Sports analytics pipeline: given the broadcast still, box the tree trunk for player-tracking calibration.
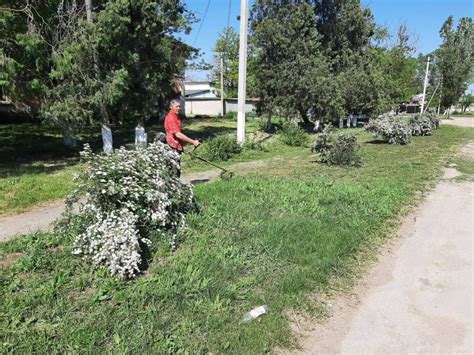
[297,104,310,124]
[100,104,113,154]
[101,124,113,154]
[62,124,77,148]
[264,112,272,131]
[85,0,93,23]
[135,124,147,147]
[313,119,321,132]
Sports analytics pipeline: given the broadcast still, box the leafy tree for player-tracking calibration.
[313,0,376,64]
[249,0,408,123]
[0,0,63,115]
[1,1,195,148]
[459,93,474,112]
[338,50,391,116]
[44,1,194,127]
[211,26,239,98]
[250,0,341,124]
[384,24,419,103]
[438,16,474,113]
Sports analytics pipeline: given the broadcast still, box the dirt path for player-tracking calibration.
[297,144,474,353]
[0,158,272,243]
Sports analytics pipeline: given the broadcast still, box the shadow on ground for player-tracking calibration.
[0,118,236,178]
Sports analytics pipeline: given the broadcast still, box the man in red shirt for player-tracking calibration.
[164,99,200,176]
[164,99,200,152]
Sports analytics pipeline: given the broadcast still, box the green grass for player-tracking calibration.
[1,125,473,353]
[0,118,263,215]
[450,155,474,182]
[452,111,474,117]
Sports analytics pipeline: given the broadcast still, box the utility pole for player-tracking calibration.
[420,56,430,114]
[236,0,248,145]
[220,54,225,116]
[85,0,93,22]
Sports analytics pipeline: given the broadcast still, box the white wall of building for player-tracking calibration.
[224,99,256,114]
[186,99,222,116]
[184,81,212,92]
[187,91,218,99]
[185,98,258,116]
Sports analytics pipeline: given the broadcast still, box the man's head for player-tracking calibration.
[170,99,181,115]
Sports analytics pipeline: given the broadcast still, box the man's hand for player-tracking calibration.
[193,140,201,147]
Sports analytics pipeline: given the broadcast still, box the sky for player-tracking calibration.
[180,0,473,83]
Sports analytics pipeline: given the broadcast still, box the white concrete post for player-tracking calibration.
[220,55,225,116]
[236,0,248,145]
[420,56,430,114]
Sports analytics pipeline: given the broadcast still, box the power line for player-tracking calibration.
[226,0,232,27]
[192,0,211,47]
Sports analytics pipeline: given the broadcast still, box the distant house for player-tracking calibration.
[184,81,218,99]
[399,93,424,114]
[182,80,258,116]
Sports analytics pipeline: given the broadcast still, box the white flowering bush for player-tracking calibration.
[365,115,411,145]
[410,113,440,136]
[410,114,434,136]
[58,142,195,278]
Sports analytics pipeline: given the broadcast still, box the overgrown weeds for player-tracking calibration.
[278,123,309,147]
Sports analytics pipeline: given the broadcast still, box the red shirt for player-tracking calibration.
[164,111,184,152]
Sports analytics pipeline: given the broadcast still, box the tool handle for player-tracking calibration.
[187,151,229,172]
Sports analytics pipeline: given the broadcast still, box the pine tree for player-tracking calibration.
[250,0,338,124]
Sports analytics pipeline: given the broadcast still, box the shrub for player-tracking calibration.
[410,114,434,136]
[200,134,242,161]
[225,111,237,119]
[244,139,265,151]
[258,118,281,133]
[57,143,195,279]
[365,115,411,144]
[425,112,440,129]
[224,111,256,119]
[312,125,362,166]
[278,123,308,147]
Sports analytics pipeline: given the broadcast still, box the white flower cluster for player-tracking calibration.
[61,142,195,278]
[410,113,440,137]
[73,208,146,278]
[365,115,411,145]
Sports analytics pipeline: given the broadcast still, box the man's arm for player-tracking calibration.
[175,132,200,147]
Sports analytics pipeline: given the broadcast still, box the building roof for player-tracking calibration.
[186,89,210,96]
[184,80,213,85]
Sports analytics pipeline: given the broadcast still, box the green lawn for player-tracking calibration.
[1,125,473,353]
[0,118,266,215]
[452,111,474,117]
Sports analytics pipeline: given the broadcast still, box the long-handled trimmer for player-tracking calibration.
[187,147,234,180]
